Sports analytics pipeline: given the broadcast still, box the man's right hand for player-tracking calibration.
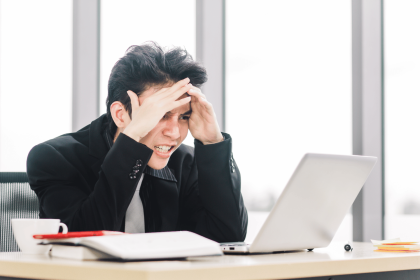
[122,77,192,142]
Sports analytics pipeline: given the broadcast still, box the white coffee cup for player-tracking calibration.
[11,219,68,254]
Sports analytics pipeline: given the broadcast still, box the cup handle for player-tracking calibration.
[59,223,68,234]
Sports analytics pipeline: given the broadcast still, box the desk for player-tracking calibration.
[0,242,420,280]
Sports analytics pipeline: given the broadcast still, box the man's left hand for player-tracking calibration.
[187,86,224,145]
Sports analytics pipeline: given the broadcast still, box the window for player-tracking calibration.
[384,0,420,239]
[226,0,352,242]
[0,0,72,171]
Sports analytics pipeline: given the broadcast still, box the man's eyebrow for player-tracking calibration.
[181,110,192,115]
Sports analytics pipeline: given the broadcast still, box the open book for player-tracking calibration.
[39,231,223,260]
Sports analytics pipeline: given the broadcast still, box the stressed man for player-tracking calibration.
[26,43,248,242]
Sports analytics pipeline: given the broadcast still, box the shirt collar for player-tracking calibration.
[103,130,177,182]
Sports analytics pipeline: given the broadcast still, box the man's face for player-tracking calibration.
[125,85,191,170]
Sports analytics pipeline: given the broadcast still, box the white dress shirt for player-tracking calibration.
[125,173,145,233]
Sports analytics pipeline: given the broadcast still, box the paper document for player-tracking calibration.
[371,238,420,253]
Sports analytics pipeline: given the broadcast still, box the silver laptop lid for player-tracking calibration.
[249,153,376,253]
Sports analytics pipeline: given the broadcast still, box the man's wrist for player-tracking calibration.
[122,127,142,142]
[202,133,224,145]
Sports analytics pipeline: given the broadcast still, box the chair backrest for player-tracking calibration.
[0,172,39,252]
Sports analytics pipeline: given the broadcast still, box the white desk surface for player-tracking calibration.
[0,242,420,280]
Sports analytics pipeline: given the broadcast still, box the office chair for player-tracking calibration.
[0,172,39,252]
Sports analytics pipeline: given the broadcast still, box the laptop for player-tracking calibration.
[221,153,376,254]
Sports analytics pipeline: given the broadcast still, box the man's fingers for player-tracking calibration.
[127,90,140,110]
[170,83,193,99]
[168,77,190,94]
[171,96,191,109]
[152,77,190,97]
[190,86,206,97]
[188,89,210,109]
[188,90,214,113]
[154,86,171,96]
[187,88,206,100]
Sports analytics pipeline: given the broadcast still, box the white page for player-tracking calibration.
[80,231,222,259]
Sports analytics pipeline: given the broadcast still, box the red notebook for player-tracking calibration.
[33,231,126,240]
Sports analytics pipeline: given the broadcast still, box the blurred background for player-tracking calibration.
[0,0,418,243]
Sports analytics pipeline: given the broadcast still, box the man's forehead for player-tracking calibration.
[168,103,191,115]
[141,82,175,97]
[150,82,175,92]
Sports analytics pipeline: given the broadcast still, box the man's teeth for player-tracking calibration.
[155,146,171,152]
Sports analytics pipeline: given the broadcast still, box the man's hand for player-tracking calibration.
[187,86,224,145]
[123,78,192,142]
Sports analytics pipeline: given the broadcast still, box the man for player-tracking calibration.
[27,43,247,243]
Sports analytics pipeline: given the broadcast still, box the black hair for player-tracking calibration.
[106,42,207,135]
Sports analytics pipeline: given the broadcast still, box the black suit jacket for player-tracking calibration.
[26,115,248,242]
